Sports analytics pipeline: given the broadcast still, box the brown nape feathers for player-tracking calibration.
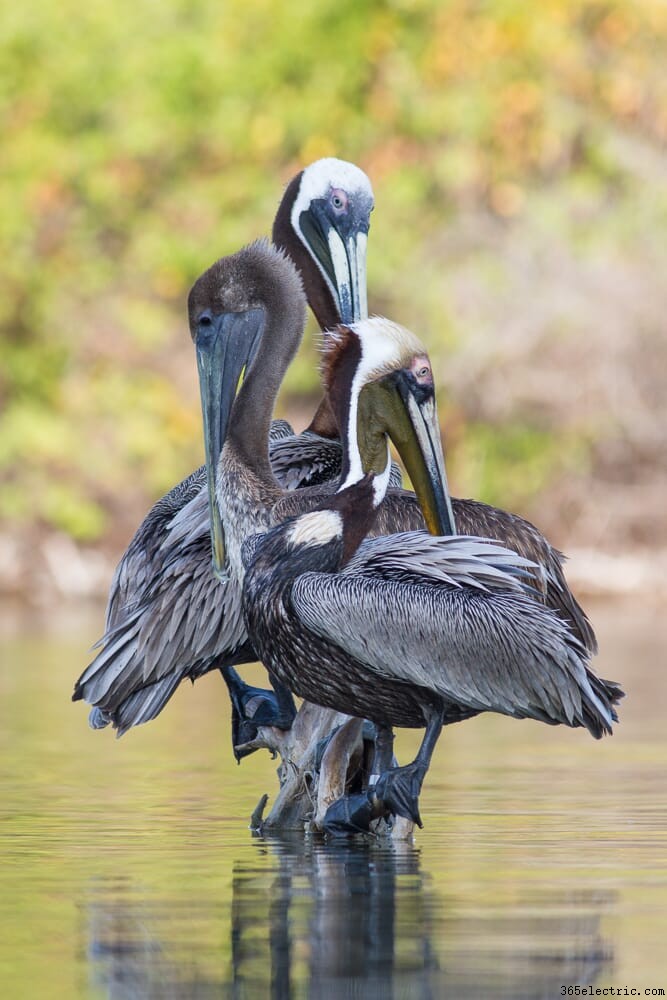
[187,239,305,338]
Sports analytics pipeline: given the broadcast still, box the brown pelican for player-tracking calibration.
[73,159,378,742]
[190,239,455,631]
[241,318,624,831]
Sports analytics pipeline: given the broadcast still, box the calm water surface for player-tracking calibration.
[0,599,665,998]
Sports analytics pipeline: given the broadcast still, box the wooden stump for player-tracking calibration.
[242,702,414,840]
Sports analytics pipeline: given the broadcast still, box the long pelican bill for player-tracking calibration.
[344,231,368,322]
[357,372,457,537]
[298,209,369,324]
[195,308,265,580]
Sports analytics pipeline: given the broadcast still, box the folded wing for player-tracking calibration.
[291,533,618,738]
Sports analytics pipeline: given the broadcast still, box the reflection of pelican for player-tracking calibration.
[73,158,376,743]
[82,842,612,997]
[230,838,438,996]
[231,838,613,998]
[243,318,623,829]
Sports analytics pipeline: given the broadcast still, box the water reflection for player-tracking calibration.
[231,838,438,998]
[85,837,613,999]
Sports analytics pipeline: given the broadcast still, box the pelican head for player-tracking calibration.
[273,158,374,326]
[188,240,305,578]
[323,318,457,537]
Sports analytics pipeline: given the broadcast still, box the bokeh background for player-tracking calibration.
[1,0,666,605]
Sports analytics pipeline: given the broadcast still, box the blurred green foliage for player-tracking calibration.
[1,0,665,545]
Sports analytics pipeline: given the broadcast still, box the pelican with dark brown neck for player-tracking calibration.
[73,158,377,746]
[190,243,459,830]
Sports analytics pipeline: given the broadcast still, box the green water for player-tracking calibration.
[0,600,665,998]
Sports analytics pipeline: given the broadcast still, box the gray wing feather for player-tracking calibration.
[75,520,245,717]
[105,467,207,627]
[270,433,342,490]
[270,429,403,491]
[105,420,295,626]
[343,532,540,594]
[268,418,295,441]
[111,673,185,737]
[291,535,613,736]
[79,419,306,727]
[451,497,597,653]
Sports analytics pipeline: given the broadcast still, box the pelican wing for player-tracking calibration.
[291,535,617,737]
[106,467,207,627]
[344,532,540,593]
[75,418,341,733]
[269,432,344,490]
[451,497,597,653]
[270,431,403,491]
[367,494,596,653]
[105,418,298,628]
[74,484,248,727]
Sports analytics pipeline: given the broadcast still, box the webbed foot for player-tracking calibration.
[222,666,297,762]
[322,793,373,836]
[369,762,427,828]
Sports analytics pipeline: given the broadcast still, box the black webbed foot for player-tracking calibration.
[230,701,270,761]
[322,793,373,836]
[222,666,297,762]
[369,762,427,828]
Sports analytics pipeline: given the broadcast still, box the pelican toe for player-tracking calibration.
[322,793,374,836]
[370,762,427,828]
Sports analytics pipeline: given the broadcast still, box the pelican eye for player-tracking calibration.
[410,356,433,385]
[198,311,213,327]
[330,188,348,213]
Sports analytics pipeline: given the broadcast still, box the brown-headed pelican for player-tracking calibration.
[73,159,378,743]
[241,318,624,831]
[191,241,455,624]
[73,223,441,747]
